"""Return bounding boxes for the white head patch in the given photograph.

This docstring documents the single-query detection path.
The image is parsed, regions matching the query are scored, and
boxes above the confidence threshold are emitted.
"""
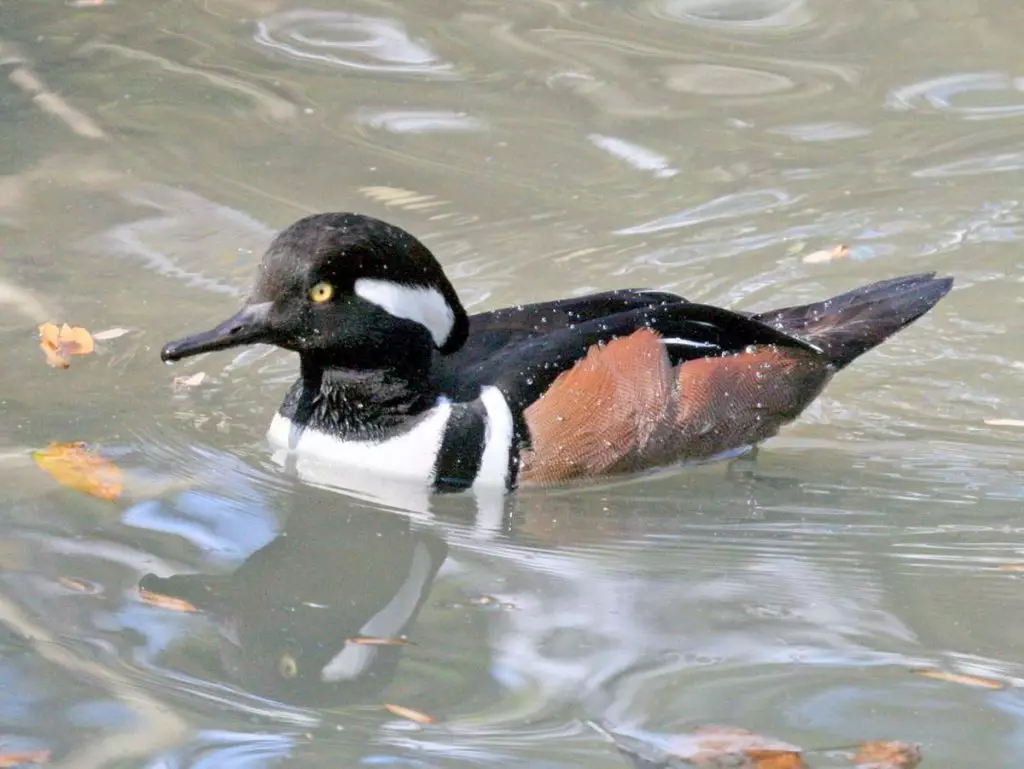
[354,278,455,348]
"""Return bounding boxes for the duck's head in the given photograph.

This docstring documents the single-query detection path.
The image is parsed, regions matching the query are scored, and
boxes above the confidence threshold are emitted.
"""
[160,213,469,368]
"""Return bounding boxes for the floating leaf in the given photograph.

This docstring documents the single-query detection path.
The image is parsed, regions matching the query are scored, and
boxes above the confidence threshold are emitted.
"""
[91,327,131,341]
[748,750,807,769]
[37,322,94,368]
[998,564,1024,572]
[604,724,805,769]
[0,750,50,767]
[172,371,207,390]
[852,740,922,768]
[384,703,434,725]
[910,668,1005,689]
[348,636,410,646]
[58,577,97,594]
[802,244,850,264]
[984,418,1024,427]
[32,442,123,501]
[137,587,198,613]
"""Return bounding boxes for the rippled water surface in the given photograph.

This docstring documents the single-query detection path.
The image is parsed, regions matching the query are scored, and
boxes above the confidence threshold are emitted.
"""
[1,0,1023,766]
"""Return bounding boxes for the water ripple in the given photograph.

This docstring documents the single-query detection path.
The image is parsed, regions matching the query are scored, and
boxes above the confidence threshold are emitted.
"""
[914,151,1024,178]
[649,0,813,31]
[887,71,1024,120]
[663,63,795,96]
[253,10,457,79]
[615,189,798,235]
[354,109,487,134]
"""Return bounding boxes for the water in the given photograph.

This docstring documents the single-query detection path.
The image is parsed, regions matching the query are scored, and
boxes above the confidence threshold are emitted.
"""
[1,0,1023,766]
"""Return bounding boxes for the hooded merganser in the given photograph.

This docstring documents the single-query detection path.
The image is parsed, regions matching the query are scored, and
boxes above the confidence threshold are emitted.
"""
[161,212,953,494]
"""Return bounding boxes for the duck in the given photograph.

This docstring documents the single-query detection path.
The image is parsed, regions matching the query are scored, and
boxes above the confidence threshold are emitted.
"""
[161,212,953,496]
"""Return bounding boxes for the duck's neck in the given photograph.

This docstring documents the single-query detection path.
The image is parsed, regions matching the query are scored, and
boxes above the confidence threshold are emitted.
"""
[280,354,439,441]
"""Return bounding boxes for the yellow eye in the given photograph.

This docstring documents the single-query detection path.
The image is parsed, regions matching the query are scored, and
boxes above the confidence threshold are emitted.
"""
[309,282,334,303]
[278,653,298,679]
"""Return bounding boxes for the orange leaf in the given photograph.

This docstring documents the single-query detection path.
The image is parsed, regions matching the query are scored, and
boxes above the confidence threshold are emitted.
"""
[137,587,198,613]
[680,726,804,766]
[747,749,808,768]
[58,577,94,593]
[384,703,434,725]
[910,668,1005,689]
[853,740,922,768]
[38,322,94,368]
[348,636,410,646]
[0,750,50,767]
[32,442,123,501]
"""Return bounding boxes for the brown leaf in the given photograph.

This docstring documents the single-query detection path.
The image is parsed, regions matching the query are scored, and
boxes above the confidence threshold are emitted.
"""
[38,322,94,368]
[748,751,808,769]
[0,750,50,767]
[137,587,198,613]
[910,668,1005,689]
[384,703,434,725]
[853,740,921,768]
[348,636,410,646]
[58,577,96,594]
[32,442,123,501]
[802,244,850,264]
[683,726,805,767]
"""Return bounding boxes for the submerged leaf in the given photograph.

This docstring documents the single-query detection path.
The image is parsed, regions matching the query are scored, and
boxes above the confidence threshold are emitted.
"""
[0,750,50,767]
[910,668,1005,689]
[172,371,207,390]
[91,327,131,341]
[32,442,123,501]
[348,636,410,646]
[37,322,94,368]
[58,576,98,594]
[137,587,198,613]
[802,244,850,264]
[384,703,434,725]
[984,418,1024,427]
[852,740,922,768]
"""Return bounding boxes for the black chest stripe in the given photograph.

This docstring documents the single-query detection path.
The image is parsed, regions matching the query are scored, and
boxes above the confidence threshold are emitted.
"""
[432,399,488,492]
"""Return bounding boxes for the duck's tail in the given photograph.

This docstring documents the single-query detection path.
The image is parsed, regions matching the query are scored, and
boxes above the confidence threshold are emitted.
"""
[753,272,954,370]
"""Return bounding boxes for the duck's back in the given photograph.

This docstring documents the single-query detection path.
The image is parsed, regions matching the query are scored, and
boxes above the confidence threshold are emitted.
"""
[433,288,685,399]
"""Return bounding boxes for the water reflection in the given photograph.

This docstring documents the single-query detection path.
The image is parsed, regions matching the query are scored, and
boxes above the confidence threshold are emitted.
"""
[140,495,447,708]
[3,0,1024,764]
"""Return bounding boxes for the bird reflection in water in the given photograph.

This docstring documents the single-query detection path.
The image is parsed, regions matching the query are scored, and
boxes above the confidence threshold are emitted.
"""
[140,501,448,708]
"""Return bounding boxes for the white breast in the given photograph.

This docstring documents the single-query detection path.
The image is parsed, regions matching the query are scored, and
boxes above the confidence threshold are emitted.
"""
[267,400,452,486]
[266,394,514,528]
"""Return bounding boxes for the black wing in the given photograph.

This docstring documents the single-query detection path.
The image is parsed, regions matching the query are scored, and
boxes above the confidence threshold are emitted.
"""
[442,288,686,373]
[434,300,821,411]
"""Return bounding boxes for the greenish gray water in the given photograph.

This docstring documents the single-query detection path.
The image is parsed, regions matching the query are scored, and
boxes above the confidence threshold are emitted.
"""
[1,0,1022,766]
